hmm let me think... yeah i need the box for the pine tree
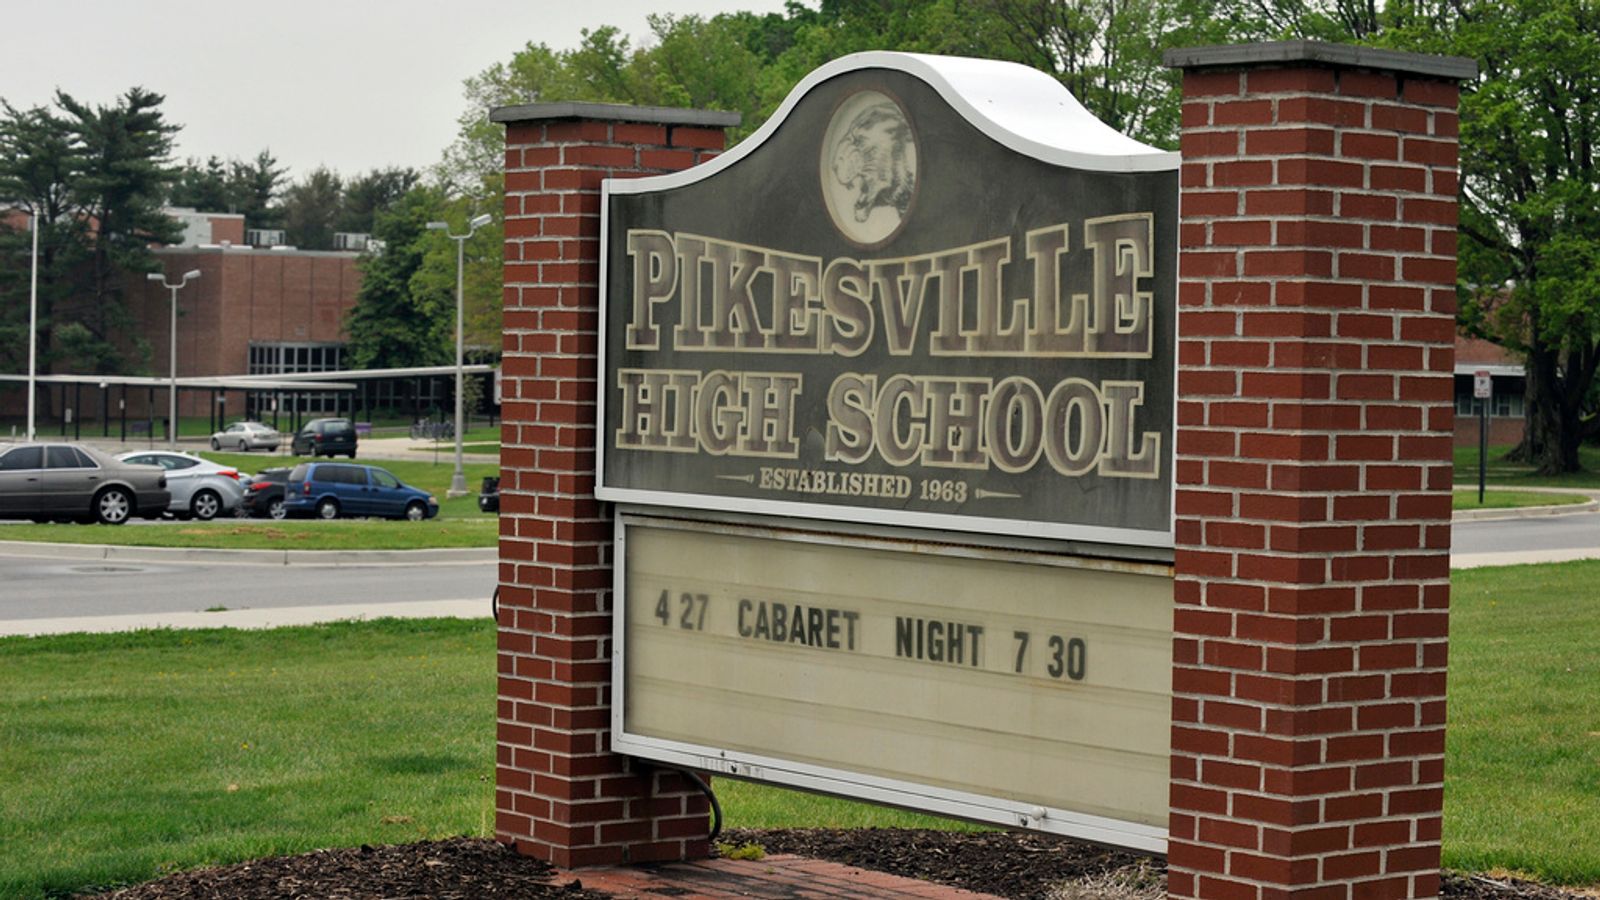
[54,87,182,374]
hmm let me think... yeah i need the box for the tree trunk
[1521,344,1575,475]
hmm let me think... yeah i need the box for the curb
[0,540,495,566]
[1451,486,1600,522]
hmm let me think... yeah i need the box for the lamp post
[427,212,492,498]
[147,269,201,448]
[26,210,38,441]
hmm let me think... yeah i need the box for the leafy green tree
[975,0,1228,146]
[437,15,783,196]
[1216,0,1600,473]
[344,185,455,368]
[637,14,766,122]
[437,33,631,198]
[1416,0,1600,473]
[408,198,502,356]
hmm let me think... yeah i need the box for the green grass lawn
[4,563,1600,896]
[0,620,498,898]
[1455,443,1600,489]
[1442,562,1600,883]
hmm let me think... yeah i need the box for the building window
[247,342,344,413]
[1455,378,1525,418]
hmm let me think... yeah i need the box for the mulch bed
[725,829,1594,900]
[81,830,1593,900]
[83,839,609,900]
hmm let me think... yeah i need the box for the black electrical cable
[654,763,722,841]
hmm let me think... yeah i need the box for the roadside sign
[1474,369,1491,399]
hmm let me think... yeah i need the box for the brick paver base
[560,854,1008,899]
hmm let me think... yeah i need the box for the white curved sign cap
[613,50,1178,200]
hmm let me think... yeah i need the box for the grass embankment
[3,563,1599,895]
[0,518,497,551]
[1451,490,1589,511]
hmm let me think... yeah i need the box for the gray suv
[291,418,358,458]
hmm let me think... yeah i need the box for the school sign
[496,41,1471,897]
[597,52,1178,850]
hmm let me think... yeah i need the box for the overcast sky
[3,0,791,181]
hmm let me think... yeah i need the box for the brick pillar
[1162,43,1475,899]
[491,101,738,868]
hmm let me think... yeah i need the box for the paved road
[1451,507,1600,567]
[4,493,1596,638]
[0,546,495,636]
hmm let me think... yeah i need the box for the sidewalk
[2,599,488,638]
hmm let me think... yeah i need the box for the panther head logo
[822,91,918,246]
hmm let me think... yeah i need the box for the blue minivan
[283,462,439,521]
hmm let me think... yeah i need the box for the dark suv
[291,417,358,458]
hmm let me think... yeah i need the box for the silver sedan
[115,450,246,520]
[210,421,281,452]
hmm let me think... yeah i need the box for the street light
[26,210,38,441]
[427,212,492,498]
[147,269,201,448]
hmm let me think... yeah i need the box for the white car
[115,450,247,521]
[211,420,281,452]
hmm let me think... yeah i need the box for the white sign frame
[610,511,1170,854]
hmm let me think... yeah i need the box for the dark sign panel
[599,56,1178,547]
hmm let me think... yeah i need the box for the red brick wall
[209,214,245,246]
[496,112,730,868]
[124,249,361,417]
[1453,415,1521,449]
[1170,60,1460,899]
